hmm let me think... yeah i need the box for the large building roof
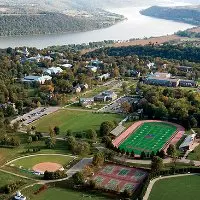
[179,134,196,149]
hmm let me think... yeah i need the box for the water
[0,6,194,49]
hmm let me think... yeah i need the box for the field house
[113,120,185,155]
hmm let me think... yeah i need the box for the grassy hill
[140,5,200,25]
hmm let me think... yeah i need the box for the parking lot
[98,96,137,113]
[11,107,60,126]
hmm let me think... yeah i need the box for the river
[0,6,194,49]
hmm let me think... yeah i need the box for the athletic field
[119,122,177,155]
[149,175,200,200]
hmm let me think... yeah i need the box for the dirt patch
[33,162,63,173]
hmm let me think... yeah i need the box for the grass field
[25,186,111,200]
[10,155,74,169]
[33,110,123,134]
[119,122,177,155]
[149,175,200,200]
[0,171,30,188]
[188,144,200,161]
[0,133,71,166]
[0,171,34,200]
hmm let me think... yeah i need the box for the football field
[119,122,177,155]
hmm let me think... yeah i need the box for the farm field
[27,187,111,200]
[119,122,177,155]
[10,154,74,169]
[33,109,123,134]
[148,175,200,200]
[93,164,147,192]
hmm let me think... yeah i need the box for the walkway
[114,156,200,166]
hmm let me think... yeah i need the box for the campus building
[179,134,196,151]
[144,73,179,87]
[22,75,52,84]
[94,91,117,102]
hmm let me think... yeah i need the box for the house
[146,62,155,69]
[59,63,72,68]
[80,83,89,90]
[22,75,52,84]
[94,91,117,102]
[177,66,193,73]
[44,67,63,75]
[179,80,197,87]
[98,73,110,81]
[14,191,26,200]
[86,66,98,73]
[79,98,94,107]
[73,85,82,93]
[179,134,196,151]
[129,70,141,77]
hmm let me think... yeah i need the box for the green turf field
[29,187,111,200]
[11,155,73,169]
[33,110,122,134]
[119,122,177,155]
[148,175,200,200]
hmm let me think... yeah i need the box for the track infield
[113,121,185,155]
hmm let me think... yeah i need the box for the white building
[98,73,110,81]
[22,75,52,84]
[14,191,26,200]
[59,64,72,68]
[179,134,196,151]
[44,67,63,75]
[86,66,98,73]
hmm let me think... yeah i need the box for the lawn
[0,133,71,166]
[0,171,31,188]
[26,187,111,200]
[148,175,200,200]
[11,154,74,169]
[0,171,34,200]
[119,122,177,155]
[33,109,123,134]
[188,144,200,161]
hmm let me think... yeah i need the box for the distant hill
[140,5,200,25]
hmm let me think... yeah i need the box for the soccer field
[33,110,123,135]
[119,122,177,155]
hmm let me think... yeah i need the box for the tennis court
[119,122,177,155]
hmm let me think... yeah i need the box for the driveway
[66,158,92,177]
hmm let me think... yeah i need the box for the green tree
[100,121,115,136]
[54,126,60,135]
[92,152,105,167]
[166,144,177,158]
[140,151,146,159]
[72,171,84,185]
[151,156,163,172]
[86,129,97,140]
[27,136,32,144]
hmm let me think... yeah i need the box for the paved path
[4,153,76,166]
[66,158,93,177]
[0,168,37,181]
[143,173,196,200]
[114,156,200,166]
